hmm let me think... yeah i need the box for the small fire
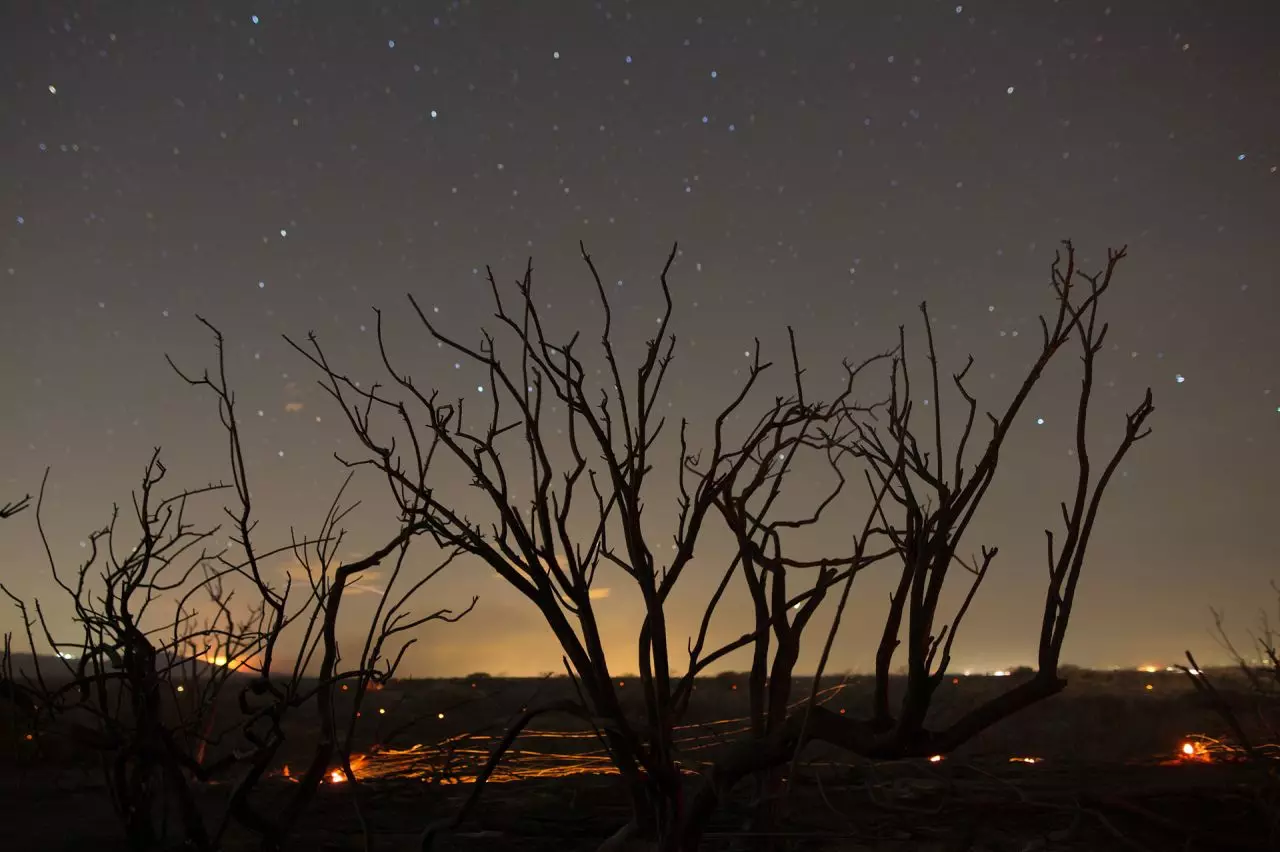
[928,754,944,763]
[327,754,369,783]
[1009,756,1042,764]
[1179,740,1210,762]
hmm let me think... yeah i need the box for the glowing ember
[325,754,369,783]
[1179,740,1210,762]
[1009,756,1042,764]
[928,754,944,763]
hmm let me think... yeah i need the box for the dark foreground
[4,670,1276,850]
[3,758,1273,852]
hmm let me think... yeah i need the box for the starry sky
[2,1,1278,678]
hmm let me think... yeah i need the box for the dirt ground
[3,758,1274,851]
[2,670,1276,850]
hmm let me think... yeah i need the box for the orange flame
[1179,740,1210,762]
[327,754,369,783]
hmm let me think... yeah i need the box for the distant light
[1006,86,1015,94]
[710,70,718,78]
[1144,683,1153,690]
[258,280,265,288]
[477,385,484,393]
[553,50,560,59]
[378,708,386,715]
[279,228,287,237]
[1137,665,1159,673]
[16,215,24,225]
[430,109,438,119]
[176,684,185,693]
[250,15,259,25]
[1175,374,1185,383]
[48,84,57,94]
[388,39,395,48]
[701,115,709,123]
[437,712,445,719]
[1035,417,1045,425]
[929,754,944,762]
[625,55,632,64]
[956,4,963,11]
[991,670,1010,677]
[1237,153,1246,161]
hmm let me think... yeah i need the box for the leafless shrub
[1181,583,1280,843]
[0,319,470,851]
[681,242,1153,847]
[289,239,1150,850]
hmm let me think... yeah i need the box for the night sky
[3,1,1278,677]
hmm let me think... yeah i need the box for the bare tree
[1,319,470,852]
[291,239,1152,851]
[288,243,890,848]
[815,241,1156,755]
[669,242,1153,849]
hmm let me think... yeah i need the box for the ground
[1,669,1275,850]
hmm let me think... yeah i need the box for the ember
[1179,740,1210,762]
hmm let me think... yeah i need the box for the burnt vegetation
[21,238,1271,852]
